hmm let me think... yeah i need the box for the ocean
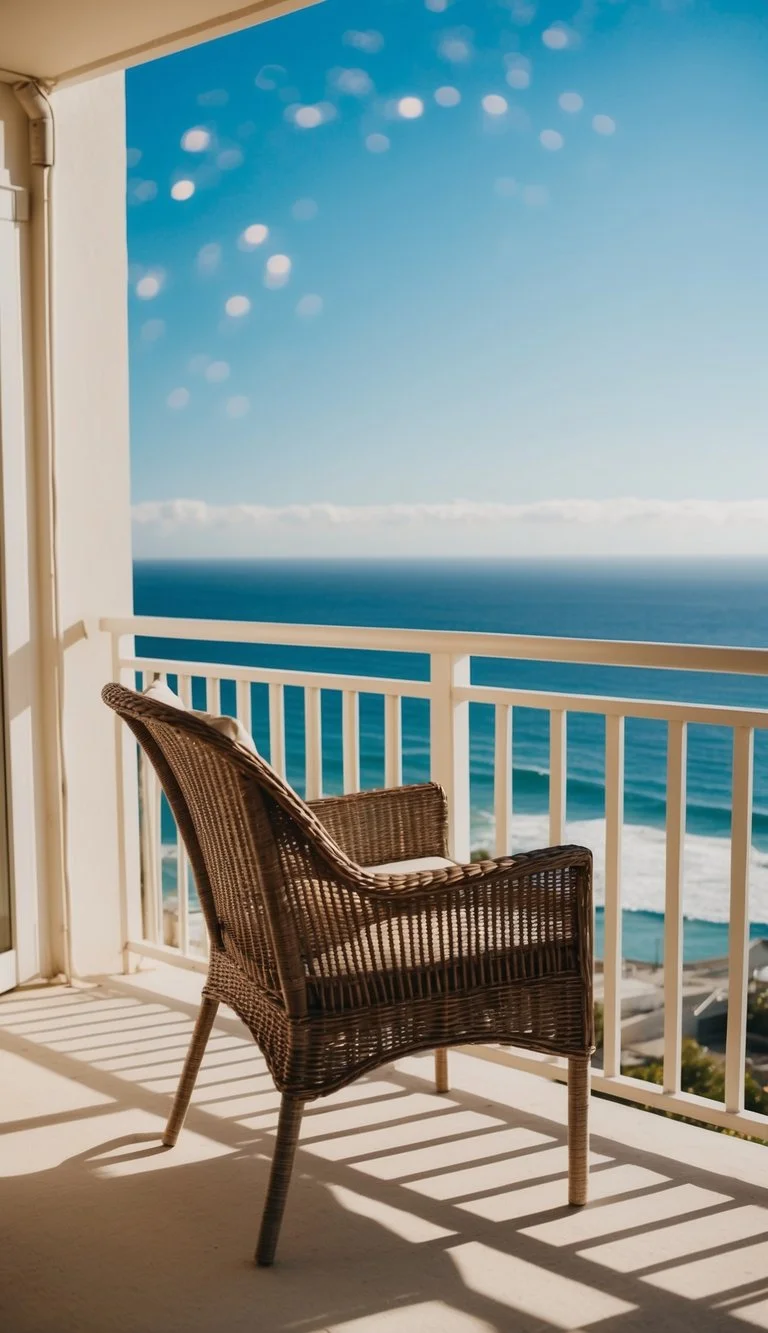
[133,557,768,965]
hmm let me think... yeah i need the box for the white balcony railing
[101,615,768,1142]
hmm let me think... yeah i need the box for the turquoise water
[134,557,768,963]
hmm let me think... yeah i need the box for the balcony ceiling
[0,0,318,87]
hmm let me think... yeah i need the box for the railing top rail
[459,684,768,730]
[120,656,432,699]
[101,615,768,677]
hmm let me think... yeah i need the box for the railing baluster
[342,691,360,793]
[603,714,625,1077]
[153,775,164,944]
[725,726,754,1114]
[549,709,567,845]
[113,632,140,973]
[430,653,471,862]
[206,676,221,716]
[385,695,402,787]
[139,753,160,944]
[663,720,687,1093]
[236,678,252,734]
[305,686,323,800]
[494,705,512,857]
[175,674,192,954]
[269,683,286,777]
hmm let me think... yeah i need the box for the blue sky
[127,0,768,557]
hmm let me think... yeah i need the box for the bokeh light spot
[181,127,210,152]
[365,133,390,153]
[225,295,251,317]
[540,128,564,150]
[482,94,508,116]
[265,254,292,288]
[128,179,158,204]
[593,114,616,135]
[331,68,374,97]
[292,102,334,129]
[167,388,189,410]
[343,30,384,53]
[291,198,318,221]
[297,294,323,318]
[398,96,424,119]
[140,319,165,341]
[294,105,324,128]
[255,65,286,91]
[217,147,244,170]
[171,179,195,201]
[494,176,518,197]
[438,32,473,63]
[522,184,549,207]
[135,273,162,299]
[205,360,230,382]
[542,25,569,49]
[226,395,250,418]
[197,89,228,107]
[506,68,531,90]
[434,85,461,107]
[559,91,583,113]
[505,55,532,90]
[196,243,221,273]
[241,223,269,248]
[126,147,142,168]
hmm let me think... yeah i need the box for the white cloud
[132,496,768,558]
[132,497,768,530]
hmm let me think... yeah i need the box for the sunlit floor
[2,976,767,1333]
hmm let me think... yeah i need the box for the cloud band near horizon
[133,497,768,529]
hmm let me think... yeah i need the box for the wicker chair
[103,682,594,1266]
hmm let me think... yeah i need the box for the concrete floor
[1,976,768,1333]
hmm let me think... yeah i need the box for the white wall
[0,85,50,984]
[0,74,135,983]
[50,73,135,978]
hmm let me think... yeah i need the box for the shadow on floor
[1,983,767,1333]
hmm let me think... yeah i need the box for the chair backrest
[103,682,358,1018]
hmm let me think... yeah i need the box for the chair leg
[255,1094,304,1267]
[568,1055,590,1206]
[162,997,219,1147]
[434,1047,449,1093]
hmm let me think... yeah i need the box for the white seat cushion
[364,855,456,875]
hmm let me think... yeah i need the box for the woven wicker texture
[103,681,594,1261]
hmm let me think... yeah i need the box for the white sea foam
[471,811,768,924]
[162,814,768,925]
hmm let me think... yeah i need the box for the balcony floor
[1,976,767,1333]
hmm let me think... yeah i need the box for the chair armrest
[308,782,449,866]
[303,845,594,1047]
